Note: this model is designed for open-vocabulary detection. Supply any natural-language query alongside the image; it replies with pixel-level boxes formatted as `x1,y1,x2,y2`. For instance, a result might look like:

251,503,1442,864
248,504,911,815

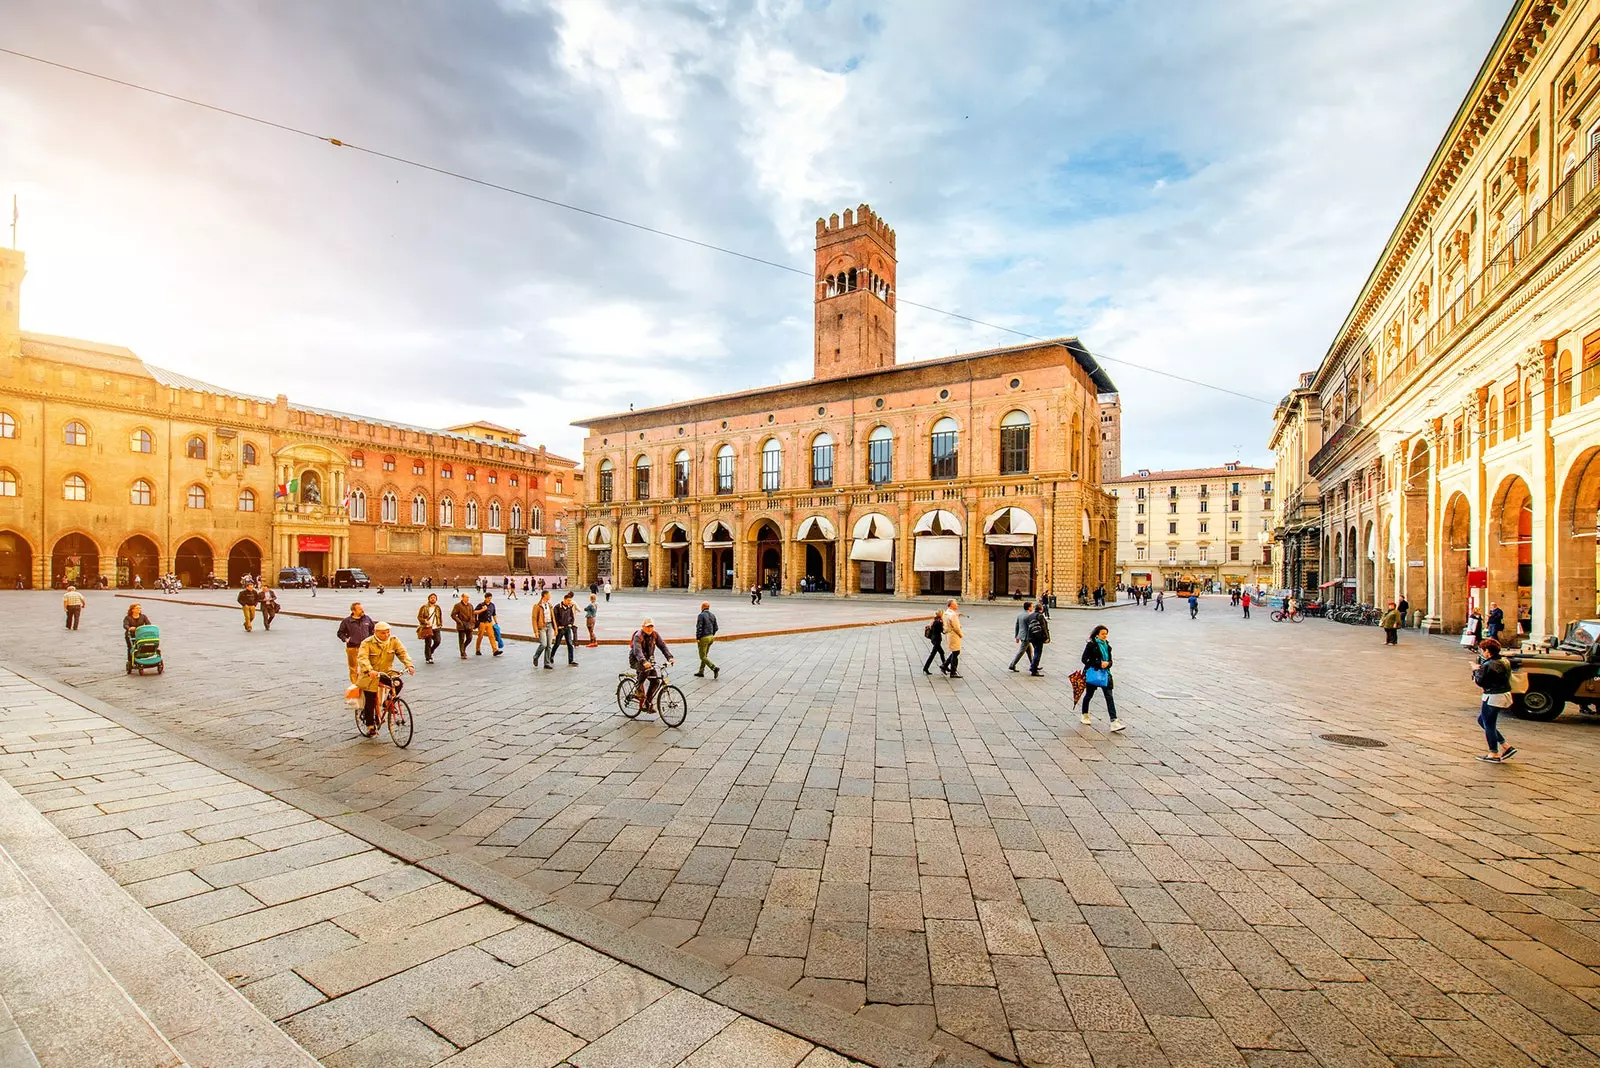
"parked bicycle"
355,672,414,748
615,665,689,727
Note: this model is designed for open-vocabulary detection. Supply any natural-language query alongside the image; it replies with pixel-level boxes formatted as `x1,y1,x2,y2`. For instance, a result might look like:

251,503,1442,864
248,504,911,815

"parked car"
1508,620,1600,720
277,567,316,589
333,568,371,589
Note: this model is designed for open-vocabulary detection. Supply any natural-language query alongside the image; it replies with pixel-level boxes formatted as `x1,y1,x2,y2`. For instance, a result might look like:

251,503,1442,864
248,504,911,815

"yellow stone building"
1286,0,1600,637
1110,463,1274,592
0,248,579,588
568,205,1119,600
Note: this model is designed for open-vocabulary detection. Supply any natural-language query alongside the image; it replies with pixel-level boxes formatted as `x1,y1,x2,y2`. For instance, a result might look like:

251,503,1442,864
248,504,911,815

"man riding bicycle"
355,622,415,731
629,618,675,710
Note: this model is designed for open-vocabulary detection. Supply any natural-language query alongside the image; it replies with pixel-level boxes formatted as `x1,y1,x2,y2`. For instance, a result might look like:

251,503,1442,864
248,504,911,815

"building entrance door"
299,551,328,582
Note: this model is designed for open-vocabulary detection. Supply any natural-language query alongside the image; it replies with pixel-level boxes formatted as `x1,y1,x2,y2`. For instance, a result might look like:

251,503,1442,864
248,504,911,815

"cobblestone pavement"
7,589,1600,1066
0,666,864,1068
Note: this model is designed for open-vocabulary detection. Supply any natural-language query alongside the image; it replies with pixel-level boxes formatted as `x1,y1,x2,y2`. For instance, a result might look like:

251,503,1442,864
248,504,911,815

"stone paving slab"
0,668,880,1067
8,591,1600,1066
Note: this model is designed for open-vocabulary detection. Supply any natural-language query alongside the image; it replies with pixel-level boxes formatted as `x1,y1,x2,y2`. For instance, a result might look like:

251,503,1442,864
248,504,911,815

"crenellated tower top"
813,204,896,379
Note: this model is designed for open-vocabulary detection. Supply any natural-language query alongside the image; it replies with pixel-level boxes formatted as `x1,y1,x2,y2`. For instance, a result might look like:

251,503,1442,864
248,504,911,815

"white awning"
796,516,838,541
984,507,1038,536
851,513,896,540
624,545,649,560
913,509,964,536
913,535,961,572
585,525,611,549
849,538,894,563
622,523,649,546
661,525,689,547
703,521,734,548
986,534,1035,547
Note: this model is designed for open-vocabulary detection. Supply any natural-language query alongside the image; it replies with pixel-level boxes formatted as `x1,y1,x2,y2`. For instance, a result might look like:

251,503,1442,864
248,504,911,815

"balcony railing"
1376,140,1600,408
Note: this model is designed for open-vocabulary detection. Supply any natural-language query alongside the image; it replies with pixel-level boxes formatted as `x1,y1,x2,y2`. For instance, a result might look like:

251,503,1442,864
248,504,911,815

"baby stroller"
127,625,163,675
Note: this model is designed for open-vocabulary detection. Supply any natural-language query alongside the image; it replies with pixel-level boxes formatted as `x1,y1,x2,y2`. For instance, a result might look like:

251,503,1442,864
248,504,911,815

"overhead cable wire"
2,45,1275,405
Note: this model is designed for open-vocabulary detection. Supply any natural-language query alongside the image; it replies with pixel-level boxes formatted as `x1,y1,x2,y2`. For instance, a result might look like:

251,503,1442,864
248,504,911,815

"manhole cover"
1319,733,1388,749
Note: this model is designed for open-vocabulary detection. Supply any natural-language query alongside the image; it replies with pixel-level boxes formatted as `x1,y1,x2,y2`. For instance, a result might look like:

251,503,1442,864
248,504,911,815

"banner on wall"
480,533,507,557
446,535,475,555
297,535,331,552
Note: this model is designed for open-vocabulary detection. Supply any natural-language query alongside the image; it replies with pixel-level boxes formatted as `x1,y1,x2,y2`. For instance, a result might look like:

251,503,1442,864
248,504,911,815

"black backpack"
1025,613,1045,641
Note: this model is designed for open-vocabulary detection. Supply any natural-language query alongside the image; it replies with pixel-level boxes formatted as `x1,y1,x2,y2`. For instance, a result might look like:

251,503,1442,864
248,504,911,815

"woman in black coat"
1080,625,1123,731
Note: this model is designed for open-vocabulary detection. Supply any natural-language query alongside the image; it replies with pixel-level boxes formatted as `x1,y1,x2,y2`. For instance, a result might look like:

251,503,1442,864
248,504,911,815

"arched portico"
1439,492,1472,633
1487,475,1532,639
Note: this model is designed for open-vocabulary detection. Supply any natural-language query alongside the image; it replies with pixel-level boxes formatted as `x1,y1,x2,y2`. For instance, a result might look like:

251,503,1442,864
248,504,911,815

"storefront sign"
297,535,331,552
1467,567,1488,589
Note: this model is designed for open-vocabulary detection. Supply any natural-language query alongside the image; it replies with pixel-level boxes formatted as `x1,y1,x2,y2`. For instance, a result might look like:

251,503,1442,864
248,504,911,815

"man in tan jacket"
941,600,964,678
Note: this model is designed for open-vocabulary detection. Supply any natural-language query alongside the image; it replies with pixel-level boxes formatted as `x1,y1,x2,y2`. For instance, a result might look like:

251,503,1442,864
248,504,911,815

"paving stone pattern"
0,663,862,1067
8,589,1600,1066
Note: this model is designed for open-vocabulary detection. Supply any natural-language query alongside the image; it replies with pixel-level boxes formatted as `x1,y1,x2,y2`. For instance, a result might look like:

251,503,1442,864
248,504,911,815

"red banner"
1467,567,1488,589
297,535,331,552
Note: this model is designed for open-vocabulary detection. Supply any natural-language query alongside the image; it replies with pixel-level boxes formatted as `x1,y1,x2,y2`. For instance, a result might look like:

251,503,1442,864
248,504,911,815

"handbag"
1085,666,1110,688
417,625,435,639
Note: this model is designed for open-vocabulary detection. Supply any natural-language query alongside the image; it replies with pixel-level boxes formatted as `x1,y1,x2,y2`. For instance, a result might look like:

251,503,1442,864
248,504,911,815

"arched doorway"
1487,476,1532,641
1404,442,1431,612
1440,492,1472,633
51,533,100,589
1361,521,1376,604
117,536,159,589
0,531,32,588
228,540,263,586
703,521,735,589
174,537,214,588
662,524,690,588
751,520,782,591
914,509,964,596
1558,448,1600,632
621,523,650,588
985,507,1037,598
795,516,837,592
849,513,895,594
585,525,612,588
1332,531,1344,603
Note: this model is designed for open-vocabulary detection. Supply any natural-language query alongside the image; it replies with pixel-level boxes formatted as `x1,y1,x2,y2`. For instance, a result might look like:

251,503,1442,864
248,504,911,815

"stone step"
0,775,318,1068
0,839,178,1067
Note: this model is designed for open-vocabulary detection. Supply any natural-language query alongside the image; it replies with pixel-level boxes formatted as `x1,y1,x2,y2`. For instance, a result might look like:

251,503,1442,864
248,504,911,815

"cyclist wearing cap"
356,621,415,731
629,618,675,709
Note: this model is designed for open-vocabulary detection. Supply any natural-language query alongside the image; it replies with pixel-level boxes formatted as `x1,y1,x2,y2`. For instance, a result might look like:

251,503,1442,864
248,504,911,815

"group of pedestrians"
235,583,280,632
1129,586,1161,609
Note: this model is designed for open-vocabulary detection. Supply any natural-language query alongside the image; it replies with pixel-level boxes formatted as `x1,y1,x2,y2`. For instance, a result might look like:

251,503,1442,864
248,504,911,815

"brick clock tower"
0,248,23,360
814,204,896,379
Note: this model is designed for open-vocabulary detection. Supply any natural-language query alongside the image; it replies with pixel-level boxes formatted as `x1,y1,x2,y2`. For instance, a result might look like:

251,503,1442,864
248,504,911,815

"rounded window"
813,432,834,448
869,425,893,442
0,469,17,497
186,485,208,509
238,489,257,512
932,416,959,435
130,428,153,454
874,398,884,409
62,474,88,501
939,389,950,401
1001,409,1031,428
185,435,206,460
64,421,89,447
130,479,152,506
242,443,258,466
1009,378,1021,389
0,412,14,439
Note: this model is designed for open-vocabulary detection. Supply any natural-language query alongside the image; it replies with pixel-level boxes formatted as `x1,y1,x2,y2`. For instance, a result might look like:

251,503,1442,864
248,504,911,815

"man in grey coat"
1008,601,1035,671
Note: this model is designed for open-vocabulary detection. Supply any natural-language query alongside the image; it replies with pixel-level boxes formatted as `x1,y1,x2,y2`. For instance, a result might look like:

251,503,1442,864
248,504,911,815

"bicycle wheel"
1290,611,1303,622
656,685,688,728
354,700,376,738
387,698,414,748
616,677,642,718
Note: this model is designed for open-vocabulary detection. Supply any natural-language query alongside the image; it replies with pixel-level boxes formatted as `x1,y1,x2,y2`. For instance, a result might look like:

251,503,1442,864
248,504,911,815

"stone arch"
1558,447,1600,632
1440,491,1472,633
51,531,100,588
0,530,34,589
1362,519,1376,604
1487,474,1533,635
228,539,263,586
117,534,160,588
174,535,216,588
1403,439,1431,609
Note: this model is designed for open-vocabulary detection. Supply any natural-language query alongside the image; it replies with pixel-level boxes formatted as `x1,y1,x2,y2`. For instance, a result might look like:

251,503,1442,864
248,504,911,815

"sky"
0,0,1511,468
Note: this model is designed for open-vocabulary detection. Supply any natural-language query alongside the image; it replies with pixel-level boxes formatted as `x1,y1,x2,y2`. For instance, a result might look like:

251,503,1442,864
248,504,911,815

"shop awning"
1317,578,1342,588
585,525,611,550
660,524,689,547
624,545,649,560
848,538,894,563
796,516,837,541
913,535,961,572
914,509,964,536
702,521,734,548
852,513,895,540
984,507,1038,535
622,523,650,546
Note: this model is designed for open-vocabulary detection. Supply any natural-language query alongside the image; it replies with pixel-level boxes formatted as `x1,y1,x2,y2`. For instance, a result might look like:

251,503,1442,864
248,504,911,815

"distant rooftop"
1107,463,1272,483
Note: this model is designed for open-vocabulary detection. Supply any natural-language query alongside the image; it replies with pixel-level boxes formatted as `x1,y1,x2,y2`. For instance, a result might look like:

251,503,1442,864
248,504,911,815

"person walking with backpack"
942,600,965,678
1080,624,1122,731
553,592,579,666
922,610,948,676
1024,601,1049,675
1471,638,1517,762
695,601,720,678
1009,601,1035,672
